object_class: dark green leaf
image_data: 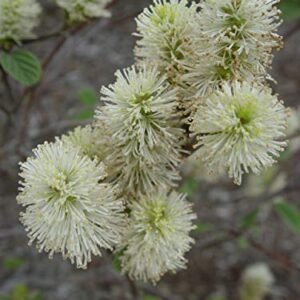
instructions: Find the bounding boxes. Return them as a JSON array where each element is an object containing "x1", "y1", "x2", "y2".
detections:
[
  {"x1": 112, "y1": 257, "x2": 121, "y2": 273},
  {"x1": 4, "y1": 257, "x2": 24, "y2": 270},
  {"x1": 237, "y1": 236, "x2": 249, "y2": 249},
  {"x1": 279, "y1": 148, "x2": 292, "y2": 161},
  {"x1": 29, "y1": 293, "x2": 43, "y2": 300},
  {"x1": 69, "y1": 108, "x2": 94, "y2": 121},
  {"x1": 112, "y1": 251, "x2": 124, "y2": 273},
  {"x1": 279, "y1": 0, "x2": 300, "y2": 21},
  {"x1": 78, "y1": 88, "x2": 98, "y2": 105},
  {"x1": 12, "y1": 284, "x2": 28, "y2": 299},
  {"x1": 195, "y1": 223, "x2": 214, "y2": 233},
  {"x1": 0, "y1": 49, "x2": 41, "y2": 86},
  {"x1": 180, "y1": 177, "x2": 198, "y2": 196},
  {"x1": 274, "y1": 200, "x2": 300, "y2": 232},
  {"x1": 240, "y1": 209, "x2": 259, "y2": 228}
]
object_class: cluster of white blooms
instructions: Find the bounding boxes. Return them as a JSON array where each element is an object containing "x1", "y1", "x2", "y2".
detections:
[
  {"x1": 190, "y1": 82, "x2": 287, "y2": 185},
  {"x1": 96, "y1": 65, "x2": 184, "y2": 197},
  {"x1": 135, "y1": 0, "x2": 198, "y2": 87},
  {"x1": 17, "y1": 0, "x2": 288, "y2": 284},
  {"x1": 186, "y1": 0, "x2": 283, "y2": 96},
  {"x1": 120, "y1": 190, "x2": 196, "y2": 283},
  {"x1": 0, "y1": 0, "x2": 41, "y2": 43},
  {"x1": 239, "y1": 263, "x2": 274, "y2": 300},
  {"x1": 0, "y1": 0, "x2": 114, "y2": 44},
  {"x1": 56, "y1": 0, "x2": 112, "y2": 23},
  {"x1": 17, "y1": 140, "x2": 126, "y2": 269},
  {"x1": 61, "y1": 125, "x2": 110, "y2": 163}
]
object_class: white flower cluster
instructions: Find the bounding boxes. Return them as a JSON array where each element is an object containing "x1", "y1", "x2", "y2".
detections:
[
  {"x1": 239, "y1": 263, "x2": 274, "y2": 300},
  {"x1": 120, "y1": 190, "x2": 196, "y2": 283},
  {"x1": 190, "y1": 81, "x2": 287, "y2": 185},
  {"x1": 17, "y1": 0, "x2": 288, "y2": 284},
  {"x1": 96, "y1": 66, "x2": 184, "y2": 197},
  {"x1": 135, "y1": 0, "x2": 198, "y2": 86},
  {"x1": 18, "y1": 140, "x2": 126, "y2": 269},
  {"x1": 56, "y1": 0, "x2": 112, "y2": 23},
  {"x1": 0, "y1": 0, "x2": 41, "y2": 43},
  {"x1": 187, "y1": 0, "x2": 283, "y2": 96},
  {"x1": 0, "y1": 0, "x2": 113, "y2": 44}
]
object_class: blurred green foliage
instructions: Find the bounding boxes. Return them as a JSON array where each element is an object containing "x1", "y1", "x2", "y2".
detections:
[
  {"x1": 3, "y1": 257, "x2": 25, "y2": 270},
  {"x1": 0, "y1": 284, "x2": 42, "y2": 300},
  {"x1": 279, "y1": 0, "x2": 300, "y2": 21},
  {"x1": 78, "y1": 88, "x2": 98, "y2": 105},
  {"x1": 240, "y1": 209, "x2": 259, "y2": 229},
  {"x1": 180, "y1": 176, "x2": 198, "y2": 196},
  {"x1": 195, "y1": 222, "x2": 214, "y2": 233},
  {"x1": 112, "y1": 252, "x2": 122, "y2": 273},
  {"x1": 274, "y1": 199, "x2": 300, "y2": 232},
  {"x1": 237, "y1": 236, "x2": 250, "y2": 250},
  {"x1": 70, "y1": 87, "x2": 98, "y2": 120}
]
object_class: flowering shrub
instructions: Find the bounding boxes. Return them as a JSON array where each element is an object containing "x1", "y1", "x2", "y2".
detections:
[{"x1": 0, "y1": 0, "x2": 290, "y2": 286}]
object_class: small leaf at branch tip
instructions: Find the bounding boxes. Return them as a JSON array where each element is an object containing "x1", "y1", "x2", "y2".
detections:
[
  {"x1": 3, "y1": 257, "x2": 25, "y2": 270},
  {"x1": 274, "y1": 199, "x2": 300, "y2": 232},
  {"x1": 78, "y1": 88, "x2": 98, "y2": 105},
  {"x1": 195, "y1": 222, "x2": 214, "y2": 233},
  {"x1": 279, "y1": 0, "x2": 300, "y2": 21},
  {"x1": 240, "y1": 209, "x2": 259, "y2": 228},
  {"x1": 237, "y1": 236, "x2": 250, "y2": 249},
  {"x1": 0, "y1": 49, "x2": 41, "y2": 86},
  {"x1": 69, "y1": 108, "x2": 94, "y2": 121}
]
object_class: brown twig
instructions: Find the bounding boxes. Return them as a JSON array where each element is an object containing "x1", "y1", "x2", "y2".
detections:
[
  {"x1": 126, "y1": 275, "x2": 142, "y2": 300},
  {"x1": 1, "y1": 67, "x2": 16, "y2": 105},
  {"x1": 142, "y1": 285, "x2": 184, "y2": 300},
  {"x1": 0, "y1": 67, "x2": 15, "y2": 119},
  {"x1": 16, "y1": 35, "x2": 67, "y2": 150},
  {"x1": 22, "y1": 31, "x2": 63, "y2": 45},
  {"x1": 228, "y1": 228, "x2": 300, "y2": 273},
  {"x1": 16, "y1": 22, "x2": 91, "y2": 149},
  {"x1": 108, "y1": 11, "x2": 142, "y2": 26}
]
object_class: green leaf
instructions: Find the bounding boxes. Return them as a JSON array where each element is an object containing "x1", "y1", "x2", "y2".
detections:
[
  {"x1": 112, "y1": 254, "x2": 122, "y2": 273},
  {"x1": 274, "y1": 200, "x2": 300, "y2": 232},
  {"x1": 180, "y1": 177, "x2": 198, "y2": 196},
  {"x1": 279, "y1": 148, "x2": 292, "y2": 161},
  {"x1": 12, "y1": 284, "x2": 28, "y2": 300},
  {"x1": 237, "y1": 236, "x2": 249, "y2": 249},
  {"x1": 279, "y1": 0, "x2": 300, "y2": 21},
  {"x1": 240, "y1": 209, "x2": 259, "y2": 228},
  {"x1": 0, "y1": 49, "x2": 41, "y2": 86},
  {"x1": 29, "y1": 293, "x2": 43, "y2": 300},
  {"x1": 4, "y1": 257, "x2": 24, "y2": 270},
  {"x1": 195, "y1": 223, "x2": 214, "y2": 233},
  {"x1": 5, "y1": 284, "x2": 43, "y2": 300},
  {"x1": 69, "y1": 108, "x2": 94, "y2": 121},
  {"x1": 78, "y1": 88, "x2": 98, "y2": 105}
]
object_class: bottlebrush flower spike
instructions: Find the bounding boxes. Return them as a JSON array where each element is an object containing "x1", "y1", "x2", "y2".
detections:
[
  {"x1": 120, "y1": 189, "x2": 196, "y2": 283},
  {"x1": 56, "y1": 0, "x2": 112, "y2": 23},
  {"x1": 17, "y1": 141, "x2": 126, "y2": 269},
  {"x1": 190, "y1": 81, "x2": 288, "y2": 185},
  {"x1": 0, "y1": 0, "x2": 41, "y2": 43},
  {"x1": 95, "y1": 65, "x2": 184, "y2": 198}
]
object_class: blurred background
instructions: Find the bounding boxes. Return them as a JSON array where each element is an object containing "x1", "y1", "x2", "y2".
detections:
[{"x1": 1, "y1": 0, "x2": 300, "y2": 299}]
